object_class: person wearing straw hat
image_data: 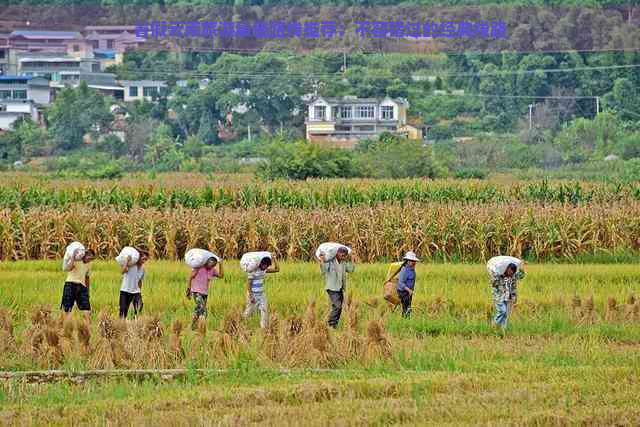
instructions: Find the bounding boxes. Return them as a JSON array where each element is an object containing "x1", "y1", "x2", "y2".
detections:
[{"x1": 396, "y1": 251, "x2": 420, "y2": 318}]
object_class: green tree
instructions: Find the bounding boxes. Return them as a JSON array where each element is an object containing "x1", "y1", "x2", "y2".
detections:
[
  {"x1": 169, "y1": 83, "x2": 221, "y2": 144},
  {"x1": 47, "y1": 82, "x2": 113, "y2": 151},
  {"x1": 144, "y1": 123, "x2": 184, "y2": 171},
  {"x1": 603, "y1": 78, "x2": 640, "y2": 121},
  {"x1": 554, "y1": 112, "x2": 622, "y2": 162},
  {"x1": 184, "y1": 134, "x2": 205, "y2": 158},
  {"x1": 12, "y1": 117, "x2": 49, "y2": 158}
]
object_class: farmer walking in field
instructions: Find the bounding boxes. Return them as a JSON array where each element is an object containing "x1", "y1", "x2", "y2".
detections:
[
  {"x1": 119, "y1": 250, "x2": 148, "y2": 319},
  {"x1": 396, "y1": 251, "x2": 420, "y2": 318},
  {"x1": 243, "y1": 256, "x2": 279, "y2": 329},
  {"x1": 318, "y1": 245, "x2": 355, "y2": 329},
  {"x1": 487, "y1": 256, "x2": 525, "y2": 331},
  {"x1": 61, "y1": 248, "x2": 95, "y2": 321},
  {"x1": 187, "y1": 256, "x2": 224, "y2": 330}
]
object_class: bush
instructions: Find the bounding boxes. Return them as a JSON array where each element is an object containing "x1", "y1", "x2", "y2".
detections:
[
  {"x1": 95, "y1": 134, "x2": 127, "y2": 158},
  {"x1": 553, "y1": 113, "x2": 621, "y2": 161},
  {"x1": 44, "y1": 151, "x2": 129, "y2": 179},
  {"x1": 358, "y1": 133, "x2": 446, "y2": 179},
  {"x1": 258, "y1": 140, "x2": 360, "y2": 180},
  {"x1": 454, "y1": 168, "x2": 488, "y2": 179},
  {"x1": 86, "y1": 162, "x2": 125, "y2": 179},
  {"x1": 616, "y1": 133, "x2": 640, "y2": 160},
  {"x1": 621, "y1": 158, "x2": 640, "y2": 182}
]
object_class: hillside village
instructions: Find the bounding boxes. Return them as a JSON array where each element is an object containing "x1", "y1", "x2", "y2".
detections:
[{"x1": 0, "y1": 21, "x2": 639, "y2": 180}]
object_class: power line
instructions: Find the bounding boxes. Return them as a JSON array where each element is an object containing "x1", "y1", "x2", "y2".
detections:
[
  {"x1": 614, "y1": 107, "x2": 640, "y2": 118},
  {"x1": 105, "y1": 62, "x2": 640, "y2": 80},
  {"x1": 416, "y1": 63, "x2": 640, "y2": 78}
]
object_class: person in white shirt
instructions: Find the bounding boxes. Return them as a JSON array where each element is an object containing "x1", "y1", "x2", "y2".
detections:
[{"x1": 119, "y1": 251, "x2": 148, "y2": 319}]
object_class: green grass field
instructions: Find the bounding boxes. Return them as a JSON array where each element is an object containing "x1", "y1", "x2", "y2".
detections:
[{"x1": 1, "y1": 261, "x2": 640, "y2": 424}]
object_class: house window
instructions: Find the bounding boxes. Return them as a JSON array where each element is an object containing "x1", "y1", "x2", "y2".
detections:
[
  {"x1": 91, "y1": 40, "x2": 99, "y2": 49},
  {"x1": 340, "y1": 106, "x2": 352, "y2": 119},
  {"x1": 107, "y1": 40, "x2": 115, "y2": 49},
  {"x1": 0, "y1": 90, "x2": 11, "y2": 99},
  {"x1": 332, "y1": 106, "x2": 339, "y2": 120},
  {"x1": 0, "y1": 50, "x2": 5, "y2": 59},
  {"x1": 143, "y1": 86, "x2": 158, "y2": 97},
  {"x1": 381, "y1": 106, "x2": 394, "y2": 120},
  {"x1": 13, "y1": 90, "x2": 27, "y2": 100},
  {"x1": 129, "y1": 86, "x2": 138, "y2": 97},
  {"x1": 73, "y1": 44, "x2": 80, "y2": 52},
  {"x1": 356, "y1": 125, "x2": 374, "y2": 131},
  {"x1": 355, "y1": 105, "x2": 374, "y2": 119},
  {"x1": 92, "y1": 64, "x2": 100, "y2": 72},
  {"x1": 313, "y1": 105, "x2": 326, "y2": 121}
]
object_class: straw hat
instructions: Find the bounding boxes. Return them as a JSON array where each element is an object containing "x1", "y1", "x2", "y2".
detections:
[{"x1": 403, "y1": 251, "x2": 420, "y2": 262}]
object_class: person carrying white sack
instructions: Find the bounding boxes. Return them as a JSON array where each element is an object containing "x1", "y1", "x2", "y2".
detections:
[
  {"x1": 316, "y1": 243, "x2": 355, "y2": 329},
  {"x1": 117, "y1": 247, "x2": 148, "y2": 320},
  {"x1": 186, "y1": 250, "x2": 224, "y2": 330},
  {"x1": 487, "y1": 256, "x2": 526, "y2": 330},
  {"x1": 241, "y1": 253, "x2": 279, "y2": 329}
]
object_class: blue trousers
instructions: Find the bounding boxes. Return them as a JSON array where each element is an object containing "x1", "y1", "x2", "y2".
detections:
[{"x1": 494, "y1": 300, "x2": 512, "y2": 328}]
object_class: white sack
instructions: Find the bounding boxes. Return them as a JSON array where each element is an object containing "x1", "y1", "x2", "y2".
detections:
[
  {"x1": 315, "y1": 242, "x2": 352, "y2": 262},
  {"x1": 116, "y1": 246, "x2": 140, "y2": 268},
  {"x1": 185, "y1": 248, "x2": 220, "y2": 269},
  {"x1": 240, "y1": 251, "x2": 272, "y2": 273},
  {"x1": 62, "y1": 241, "x2": 85, "y2": 271},
  {"x1": 487, "y1": 256, "x2": 523, "y2": 277}
]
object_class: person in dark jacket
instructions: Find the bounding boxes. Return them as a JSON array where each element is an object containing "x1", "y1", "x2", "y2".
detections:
[{"x1": 396, "y1": 251, "x2": 420, "y2": 318}]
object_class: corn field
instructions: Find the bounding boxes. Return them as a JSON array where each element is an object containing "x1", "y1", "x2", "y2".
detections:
[
  {"x1": 2, "y1": 175, "x2": 640, "y2": 210},
  {"x1": 2, "y1": 202, "x2": 640, "y2": 262}
]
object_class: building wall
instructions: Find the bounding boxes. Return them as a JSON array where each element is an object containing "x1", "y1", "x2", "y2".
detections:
[
  {"x1": 308, "y1": 135, "x2": 360, "y2": 149},
  {"x1": 27, "y1": 85, "x2": 51, "y2": 105},
  {"x1": 122, "y1": 83, "x2": 166, "y2": 102},
  {"x1": 0, "y1": 113, "x2": 22, "y2": 130},
  {"x1": 123, "y1": 84, "x2": 143, "y2": 102},
  {"x1": 0, "y1": 104, "x2": 38, "y2": 130}
]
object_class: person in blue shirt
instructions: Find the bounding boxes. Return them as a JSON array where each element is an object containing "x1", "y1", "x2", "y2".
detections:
[{"x1": 396, "y1": 251, "x2": 420, "y2": 318}]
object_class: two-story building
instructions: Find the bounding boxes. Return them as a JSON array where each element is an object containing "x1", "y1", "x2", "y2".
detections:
[
  {"x1": 305, "y1": 96, "x2": 422, "y2": 147},
  {"x1": 84, "y1": 26, "x2": 144, "y2": 69},
  {"x1": 17, "y1": 52, "x2": 101, "y2": 79},
  {"x1": 9, "y1": 30, "x2": 84, "y2": 53}
]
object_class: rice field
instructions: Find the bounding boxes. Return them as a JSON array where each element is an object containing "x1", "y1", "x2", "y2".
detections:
[{"x1": 1, "y1": 261, "x2": 640, "y2": 424}]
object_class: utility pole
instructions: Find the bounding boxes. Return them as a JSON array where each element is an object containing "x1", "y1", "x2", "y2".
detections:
[
  {"x1": 343, "y1": 51, "x2": 347, "y2": 74},
  {"x1": 528, "y1": 104, "x2": 533, "y2": 130},
  {"x1": 247, "y1": 125, "x2": 251, "y2": 142},
  {"x1": 596, "y1": 97, "x2": 600, "y2": 115}
]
